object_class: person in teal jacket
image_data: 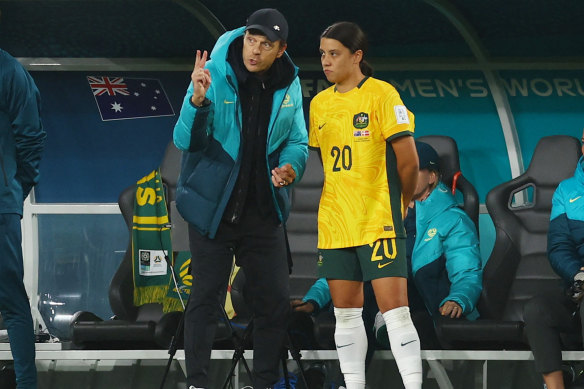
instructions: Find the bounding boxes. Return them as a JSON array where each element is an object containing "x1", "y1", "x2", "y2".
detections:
[
  {"x1": 0, "y1": 48, "x2": 46, "y2": 389},
  {"x1": 523, "y1": 131, "x2": 584, "y2": 389},
  {"x1": 406, "y1": 141, "x2": 482, "y2": 324},
  {"x1": 293, "y1": 141, "x2": 482, "y2": 352},
  {"x1": 173, "y1": 8, "x2": 308, "y2": 389},
  {"x1": 173, "y1": 14, "x2": 308, "y2": 238}
]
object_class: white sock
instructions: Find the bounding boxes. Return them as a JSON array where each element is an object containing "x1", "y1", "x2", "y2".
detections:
[
  {"x1": 334, "y1": 307, "x2": 367, "y2": 389},
  {"x1": 383, "y1": 306, "x2": 423, "y2": 389}
]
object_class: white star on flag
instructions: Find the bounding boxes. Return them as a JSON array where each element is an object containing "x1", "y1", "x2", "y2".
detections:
[
  {"x1": 111, "y1": 102, "x2": 123, "y2": 112},
  {"x1": 88, "y1": 76, "x2": 174, "y2": 121}
]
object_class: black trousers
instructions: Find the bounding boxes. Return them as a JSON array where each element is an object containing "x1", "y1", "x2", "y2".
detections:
[
  {"x1": 184, "y1": 208, "x2": 290, "y2": 388},
  {"x1": 523, "y1": 290, "x2": 584, "y2": 374}
]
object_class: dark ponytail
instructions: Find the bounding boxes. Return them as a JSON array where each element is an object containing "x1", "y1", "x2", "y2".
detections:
[
  {"x1": 321, "y1": 21, "x2": 373, "y2": 76},
  {"x1": 360, "y1": 60, "x2": 373, "y2": 77}
]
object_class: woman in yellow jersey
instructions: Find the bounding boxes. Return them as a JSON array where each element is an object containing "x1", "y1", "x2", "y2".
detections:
[{"x1": 309, "y1": 22, "x2": 422, "y2": 389}]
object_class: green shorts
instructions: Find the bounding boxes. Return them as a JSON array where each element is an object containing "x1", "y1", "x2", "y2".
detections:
[{"x1": 317, "y1": 238, "x2": 407, "y2": 281}]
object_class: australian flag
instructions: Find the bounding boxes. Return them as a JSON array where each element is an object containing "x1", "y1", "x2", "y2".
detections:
[{"x1": 88, "y1": 76, "x2": 174, "y2": 121}]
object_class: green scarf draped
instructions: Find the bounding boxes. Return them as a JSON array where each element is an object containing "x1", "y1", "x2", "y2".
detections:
[{"x1": 132, "y1": 169, "x2": 191, "y2": 312}]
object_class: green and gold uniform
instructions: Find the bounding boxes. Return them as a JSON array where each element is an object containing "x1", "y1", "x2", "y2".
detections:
[{"x1": 309, "y1": 77, "x2": 414, "y2": 280}]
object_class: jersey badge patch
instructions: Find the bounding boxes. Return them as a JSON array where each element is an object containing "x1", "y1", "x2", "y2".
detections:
[
  {"x1": 394, "y1": 105, "x2": 410, "y2": 124},
  {"x1": 353, "y1": 112, "x2": 369, "y2": 129}
]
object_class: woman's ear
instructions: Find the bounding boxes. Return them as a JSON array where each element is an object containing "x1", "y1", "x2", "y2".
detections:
[
  {"x1": 429, "y1": 170, "x2": 438, "y2": 185},
  {"x1": 353, "y1": 49, "x2": 363, "y2": 65}
]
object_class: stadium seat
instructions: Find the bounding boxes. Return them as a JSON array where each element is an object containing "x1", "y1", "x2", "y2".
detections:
[
  {"x1": 70, "y1": 142, "x2": 316, "y2": 350},
  {"x1": 286, "y1": 150, "x2": 324, "y2": 300},
  {"x1": 435, "y1": 135, "x2": 582, "y2": 349},
  {"x1": 70, "y1": 142, "x2": 184, "y2": 349}
]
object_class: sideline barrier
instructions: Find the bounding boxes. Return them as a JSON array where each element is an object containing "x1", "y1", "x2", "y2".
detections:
[{"x1": 3, "y1": 344, "x2": 584, "y2": 389}]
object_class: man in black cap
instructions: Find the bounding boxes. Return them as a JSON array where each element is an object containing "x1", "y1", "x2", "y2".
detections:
[{"x1": 173, "y1": 8, "x2": 308, "y2": 389}]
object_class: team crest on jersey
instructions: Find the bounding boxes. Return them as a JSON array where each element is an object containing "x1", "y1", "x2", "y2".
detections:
[
  {"x1": 424, "y1": 228, "x2": 437, "y2": 242},
  {"x1": 281, "y1": 94, "x2": 293, "y2": 108},
  {"x1": 353, "y1": 112, "x2": 369, "y2": 129}
]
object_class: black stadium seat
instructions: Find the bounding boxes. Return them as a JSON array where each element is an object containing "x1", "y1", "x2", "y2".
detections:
[
  {"x1": 436, "y1": 135, "x2": 582, "y2": 349},
  {"x1": 70, "y1": 142, "x2": 183, "y2": 349},
  {"x1": 286, "y1": 150, "x2": 324, "y2": 300}
]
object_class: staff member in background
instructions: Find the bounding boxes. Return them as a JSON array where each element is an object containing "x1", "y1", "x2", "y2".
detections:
[
  {"x1": 375, "y1": 140, "x2": 482, "y2": 350},
  {"x1": 0, "y1": 46, "x2": 46, "y2": 389},
  {"x1": 308, "y1": 21, "x2": 422, "y2": 389},
  {"x1": 173, "y1": 8, "x2": 308, "y2": 389},
  {"x1": 523, "y1": 130, "x2": 584, "y2": 389}
]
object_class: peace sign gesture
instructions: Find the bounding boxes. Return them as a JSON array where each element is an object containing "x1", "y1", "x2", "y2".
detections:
[{"x1": 190, "y1": 50, "x2": 212, "y2": 106}]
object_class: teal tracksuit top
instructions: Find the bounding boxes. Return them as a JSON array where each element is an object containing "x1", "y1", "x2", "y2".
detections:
[{"x1": 173, "y1": 27, "x2": 308, "y2": 238}]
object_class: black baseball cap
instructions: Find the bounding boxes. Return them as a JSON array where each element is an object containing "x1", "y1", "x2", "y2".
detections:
[
  {"x1": 245, "y1": 8, "x2": 288, "y2": 42},
  {"x1": 415, "y1": 141, "x2": 441, "y2": 172}
]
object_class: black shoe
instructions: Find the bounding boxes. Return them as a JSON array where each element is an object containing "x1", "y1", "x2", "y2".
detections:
[
  {"x1": 304, "y1": 363, "x2": 327, "y2": 389},
  {"x1": 564, "y1": 363, "x2": 584, "y2": 389},
  {"x1": 0, "y1": 364, "x2": 16, "y2": 389}
]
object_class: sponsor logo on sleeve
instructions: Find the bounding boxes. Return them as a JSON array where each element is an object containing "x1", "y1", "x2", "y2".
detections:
[{"x1": 394, "y1": 105, "x2": 410, "y2": 124}]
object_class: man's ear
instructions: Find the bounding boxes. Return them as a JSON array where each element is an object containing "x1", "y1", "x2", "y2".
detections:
[{"x1": 276, "y1": 42, "x2": 287, "y2": 58}]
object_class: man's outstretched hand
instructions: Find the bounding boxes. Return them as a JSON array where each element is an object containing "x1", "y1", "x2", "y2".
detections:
[{"x1": 191, "y1": 50, "x2": 211, "y2": 107}]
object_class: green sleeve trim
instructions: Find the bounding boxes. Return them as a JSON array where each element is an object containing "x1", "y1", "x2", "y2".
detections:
[{"x1": 386, "y1": 130, "x2": 414, "y2": 143}]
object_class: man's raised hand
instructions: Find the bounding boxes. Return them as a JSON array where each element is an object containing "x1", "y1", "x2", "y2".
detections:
[{"x1": 191, "y1": 50, "x2": 211, "y2": 106}]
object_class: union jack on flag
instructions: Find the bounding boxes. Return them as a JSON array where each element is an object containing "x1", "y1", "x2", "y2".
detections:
[
  {"x1": 88, "y1": 76, "x2": 130, "y2": 96},
  {"x1": 87, "y1": 76, "x2": 174, "y2": 121}
]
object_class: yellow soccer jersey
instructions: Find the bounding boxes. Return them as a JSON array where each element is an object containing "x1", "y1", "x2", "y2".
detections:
[{"x1": 309, "y1": 77, "x2": 414, "y2": 249}]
